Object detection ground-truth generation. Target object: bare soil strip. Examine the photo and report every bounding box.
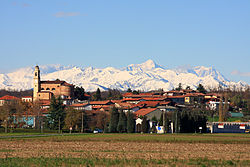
[0,140,249,161]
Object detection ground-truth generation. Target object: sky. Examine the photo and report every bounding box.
[0,0,250,83]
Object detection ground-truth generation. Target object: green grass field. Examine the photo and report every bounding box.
[2,133,248,144]
[1,157,249,167]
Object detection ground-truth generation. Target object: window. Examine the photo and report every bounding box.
[41,88,44,90]
[52,88,55,90]
[35,72,37,76]
[46,88,50,90]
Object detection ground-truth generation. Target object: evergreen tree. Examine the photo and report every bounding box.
[127,88,132,92]
[48,96,66,130]
[141,116,149,133]
[132,90,139,95]
[176,83,182,91]
[117,111,127,133]
[127,111,135,133]
[109,107,119,133]
[197,84,207,94]
[93,88,102,101]
[108,89,112,99]
[158,113,163,126]
[179,109,207,133]
[74,86,87,100]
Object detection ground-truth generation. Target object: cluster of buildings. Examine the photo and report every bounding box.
[0,66,248,133]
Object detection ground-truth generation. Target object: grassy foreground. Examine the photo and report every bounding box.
[0,133,250,166]
[2,133,249,144]
[0,157,249,167]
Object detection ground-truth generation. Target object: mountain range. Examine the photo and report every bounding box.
[0,60,247,92]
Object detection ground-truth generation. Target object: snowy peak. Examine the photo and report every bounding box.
[175,65,228,82]
[125,59,164,71]
[0,60,248,91]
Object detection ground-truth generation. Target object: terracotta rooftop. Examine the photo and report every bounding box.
[21,96,32,98]
[159,101,172,105]
[92,105,112,109]
[167,95,186,98]
[137,101,160,107]
[0,95,19,100]
[143,97,166,101]
[90,100,113,105]
[122,92,158,97]
[134,108,158,116]
[122,98,142,101]
[70,103,89,107]
[111,100,123,103]
[40,80,73,86]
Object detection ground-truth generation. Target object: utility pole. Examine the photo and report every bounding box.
[163,110,166,133]
[5,120,8,133]
[58,116,61,134]
[81,110,84,133]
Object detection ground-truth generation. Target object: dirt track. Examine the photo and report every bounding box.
[0,140,249,160]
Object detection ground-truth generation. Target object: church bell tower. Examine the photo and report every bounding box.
[33,66,41,101]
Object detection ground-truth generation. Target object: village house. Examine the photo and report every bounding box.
[184,93,205,104]
[21,96,33,103]
[114,102,139,113]
[70,103,92,111]
[134,108,162,132]
[0,95,19,106]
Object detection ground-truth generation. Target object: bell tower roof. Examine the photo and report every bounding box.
[35,65,39,70]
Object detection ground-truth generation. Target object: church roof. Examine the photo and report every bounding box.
[40,80,73,86]
[0,95,19,100]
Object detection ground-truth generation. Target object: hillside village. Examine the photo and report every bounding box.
[0,66,249,133]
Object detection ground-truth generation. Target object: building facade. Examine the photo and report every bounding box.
[33,66,74,103]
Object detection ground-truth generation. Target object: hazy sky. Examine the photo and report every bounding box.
[0,0,250,83]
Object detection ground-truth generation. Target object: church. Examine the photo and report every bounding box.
[33,66,74,105]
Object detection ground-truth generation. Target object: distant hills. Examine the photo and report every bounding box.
[0,60,247,92]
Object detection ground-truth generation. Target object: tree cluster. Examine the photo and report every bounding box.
[179,109,207,133]
[108,107,135,133]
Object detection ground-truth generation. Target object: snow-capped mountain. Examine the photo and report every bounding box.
[0,60,247,92]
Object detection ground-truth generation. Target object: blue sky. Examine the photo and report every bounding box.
[0,0,250,83]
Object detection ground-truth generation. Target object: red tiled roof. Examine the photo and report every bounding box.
[122,93,134,96]
[167,95,185,98]
[134,108,158,116]
[111,100,123,103]
[70,103,89,107]
[90,100,113,105]
[92,105,112,109]
[159,101,171,105]
[21,96,32,98]
[122,98,142,101]
[185,93,205,97]
[84,93,91,97]
[143,97,166,101]
[167,90,181,93]
[0,95,19,100]
[41,80,73,86]
[122,92,158,98]
[116,102,133,107]
[137,101,160,107]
